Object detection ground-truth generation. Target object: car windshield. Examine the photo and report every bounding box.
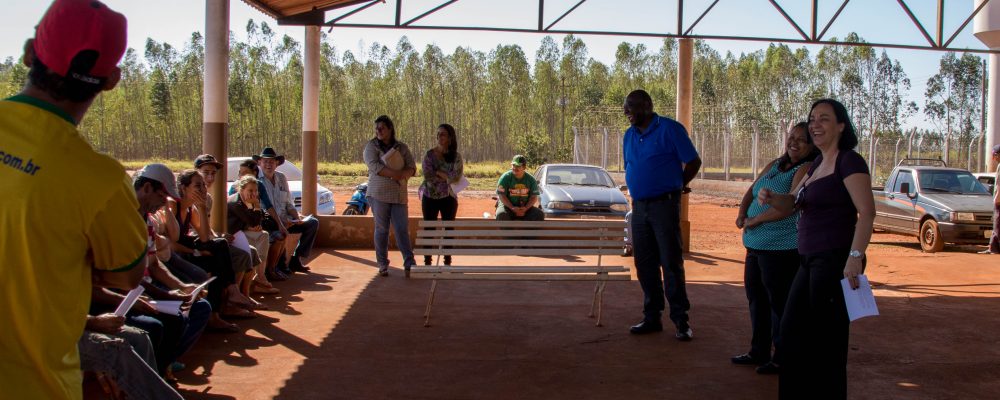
[227,158,303,181]
[918,170,990,194]
[545,166,614,187]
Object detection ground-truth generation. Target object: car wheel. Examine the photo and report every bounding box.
[343,205,360,216]
[919,219,945,253]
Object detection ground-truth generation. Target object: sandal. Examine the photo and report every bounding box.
[252,282,280,295]
[222,306,256,319]
[207,318,239,333]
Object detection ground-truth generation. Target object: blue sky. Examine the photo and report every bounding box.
[2,0,993,129]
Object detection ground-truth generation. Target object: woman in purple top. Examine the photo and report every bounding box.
[419,123,464,266]
[759,99,875,399]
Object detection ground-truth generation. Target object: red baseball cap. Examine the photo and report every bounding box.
[33,0,127,83]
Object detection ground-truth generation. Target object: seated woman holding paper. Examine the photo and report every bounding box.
[419,123,465,266]
[228,175,281,298]
[169,170,254,330]
[757,99,875,399]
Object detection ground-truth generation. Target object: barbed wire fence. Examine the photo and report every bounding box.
[573,106,991,185]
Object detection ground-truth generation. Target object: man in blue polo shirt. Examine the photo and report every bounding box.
[622,89,702,340]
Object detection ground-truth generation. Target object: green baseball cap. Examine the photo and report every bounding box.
[511,154,527,166]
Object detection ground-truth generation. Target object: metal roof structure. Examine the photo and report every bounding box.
[241,0,996,54]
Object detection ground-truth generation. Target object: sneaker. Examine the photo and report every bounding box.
[675,327,693,341]
[378,266,389,277]
[978,249,999,254]
[628,320,663,335]
[731,353,766,365]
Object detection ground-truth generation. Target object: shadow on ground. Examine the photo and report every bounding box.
[177,249,1000,400]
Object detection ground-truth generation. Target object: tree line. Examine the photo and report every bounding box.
[0,20,985,164]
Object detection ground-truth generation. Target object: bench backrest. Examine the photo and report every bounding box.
[414,220,627,257]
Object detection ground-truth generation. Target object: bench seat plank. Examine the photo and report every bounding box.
[416,229,626,238]
[413,248,624,256]
[415,239,623,247]
[411,266,629,273]
[419,220,625,228]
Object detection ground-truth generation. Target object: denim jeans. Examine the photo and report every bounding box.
[79,329,182,400]
[369,197,415,269]
[631,190,689,328]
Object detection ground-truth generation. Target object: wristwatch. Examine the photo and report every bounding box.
[848,249,863,259]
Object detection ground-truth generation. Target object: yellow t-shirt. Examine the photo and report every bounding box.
[0,95,147,400]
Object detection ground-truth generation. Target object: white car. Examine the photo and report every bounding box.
[226,157,335,215]
[974,172,995,195]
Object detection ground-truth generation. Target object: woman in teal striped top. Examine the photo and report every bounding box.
[731,122,817,374]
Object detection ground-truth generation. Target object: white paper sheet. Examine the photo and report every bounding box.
[149,300,183,316]
[190,276,216,303]
[841,274,879,322]
[113,286,145,317]
[451,176,470,194]
[232,231,252,254]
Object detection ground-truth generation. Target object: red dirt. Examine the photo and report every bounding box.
[169,191,1000,400]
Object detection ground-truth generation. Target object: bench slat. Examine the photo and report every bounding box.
[413,248,624,256]
[416,230,626,238]
[415,239,622,247]
[410,273,632,281]
[418,220,625,228]
[411,266,629,273]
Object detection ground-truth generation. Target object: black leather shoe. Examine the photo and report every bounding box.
[755,362,780,375]
[289,257,311,272]
[731,353,766,365]
[629,320,663,335]
[675,327,693,341]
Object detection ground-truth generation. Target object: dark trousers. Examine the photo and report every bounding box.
[744,248,800,364]
[183,238,234,312]
[778,248,863,400]
[990,204,999,253]
[422,196,458,263]
[495,205,545,221]
[631,191,689,328]
[287,217,319,259]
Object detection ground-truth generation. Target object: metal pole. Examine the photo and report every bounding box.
[601,127,608,169]
[969,138,977,171]
[677,38,694,252]
[301,25,320,216]
[751,122,760,179]
[894,137,902,167]
[203,0,229,233]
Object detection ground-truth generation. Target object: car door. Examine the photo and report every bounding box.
[885,170,918,233]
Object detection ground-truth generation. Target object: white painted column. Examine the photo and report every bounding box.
[974,0,1000,172]
[301,25,321,216]
[204,0,229,232]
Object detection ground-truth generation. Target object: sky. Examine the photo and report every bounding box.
[1,0,994,130]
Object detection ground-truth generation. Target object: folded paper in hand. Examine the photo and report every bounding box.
[113,286,145,317]
[841,274,879,321]
[451,176,470,194]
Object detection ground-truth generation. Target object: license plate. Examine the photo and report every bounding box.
[987,230,994,239]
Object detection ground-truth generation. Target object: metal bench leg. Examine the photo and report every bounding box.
[595,280,607,327]
[424,279,438,327]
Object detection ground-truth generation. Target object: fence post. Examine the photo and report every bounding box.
[942,134,950,165]
[968,139,976,171]
[907,129,915,158]
[872,138,880,178]
[724,129,732,181]
[699,132,705,179]
[751,121,760,179]
[894,137,902,167]
[602,127,609,169]
[572,126,580,164]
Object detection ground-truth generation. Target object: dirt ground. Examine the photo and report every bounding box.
[167,191,1000,400]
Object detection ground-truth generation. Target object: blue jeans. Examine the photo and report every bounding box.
[631,190,690,328]
[369,197,415,269]
[288,217,319,259]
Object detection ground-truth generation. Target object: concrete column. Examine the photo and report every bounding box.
[677,38,694,252]
[974,1,1000,172]
[203,0,229,233]
[302,25,320,216]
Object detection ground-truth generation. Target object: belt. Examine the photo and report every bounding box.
[636,189,682,202]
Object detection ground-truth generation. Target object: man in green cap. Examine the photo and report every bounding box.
[495,154,544,221]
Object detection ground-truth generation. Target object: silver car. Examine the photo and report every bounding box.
[227,157,335,215]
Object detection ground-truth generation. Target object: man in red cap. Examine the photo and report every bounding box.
[0,1,148,399]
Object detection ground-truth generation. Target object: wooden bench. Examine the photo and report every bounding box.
[411,220,630,327]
